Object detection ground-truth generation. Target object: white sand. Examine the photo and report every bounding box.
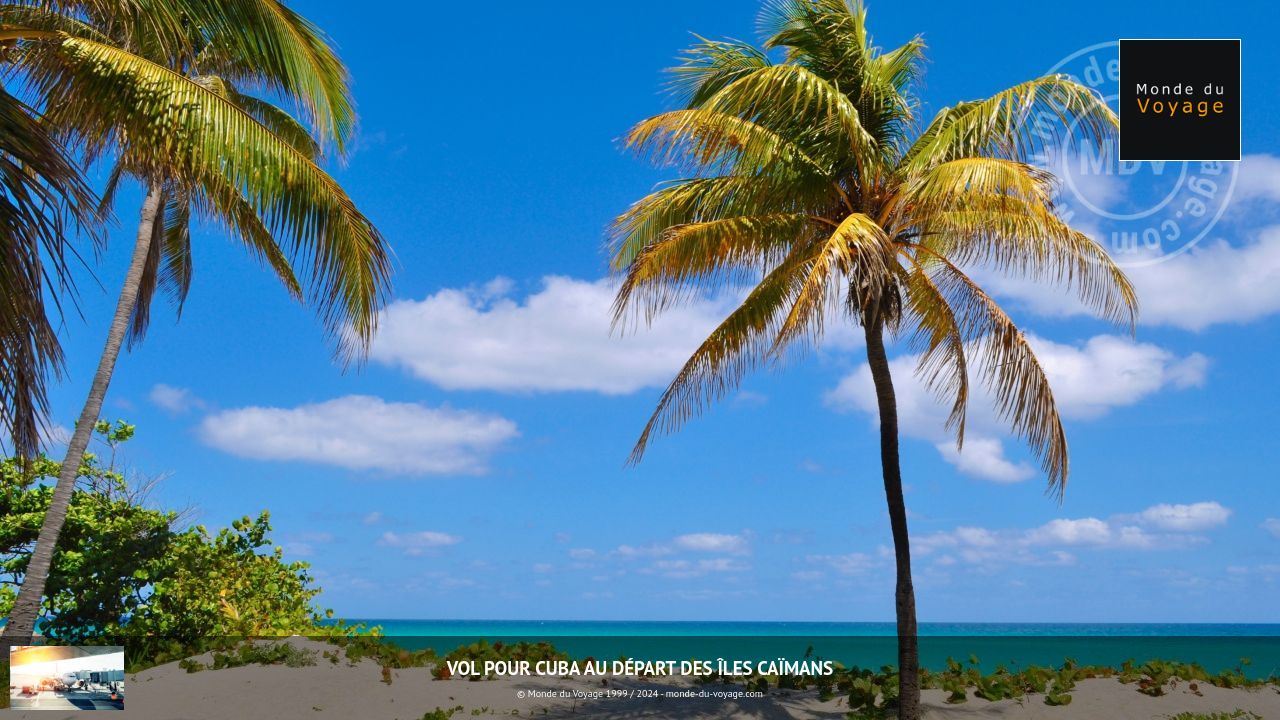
[6,639,1278,719]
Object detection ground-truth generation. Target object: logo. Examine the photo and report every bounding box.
[1038,42,1238,267]
[1119,39,1240,162]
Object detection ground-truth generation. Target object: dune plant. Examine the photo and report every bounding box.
[0,0,390,643]
[609,1,1136,716]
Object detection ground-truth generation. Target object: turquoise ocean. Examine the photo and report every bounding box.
[353,621,1280,678]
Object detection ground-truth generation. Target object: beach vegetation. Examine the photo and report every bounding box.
[177,640,320,673]
[710,651,1279,715]
[1167,707,1264,712]
[421,707,464,720]
[608,2,1135,717]
[0,422,360,673]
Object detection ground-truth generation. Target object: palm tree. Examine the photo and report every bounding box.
[0,88,98,460]
[0,0,390,643]
[609,2,1137,717]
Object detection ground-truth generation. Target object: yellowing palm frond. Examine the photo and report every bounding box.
[609,174,838,270]
[901,157,1056,213]
[914,206,1138,331]
[613,213,828,325]
[625,108,831,178]
[917,249,1068,494]
[901,75,1117,170]
[628,246,817,463]
[773,211,891,350]
[702,63,881,176]
[899,158,1138,330]
[899,258,969,445]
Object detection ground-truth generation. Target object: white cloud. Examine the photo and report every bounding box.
[825,334,1206,482]
[370,276,858,395]
[614,543,672,558]
[915,501,1225,568]
[1026,518,1116,546]
[1233,153,1280,203]
[380,531,461,555]
[362,511,384,525]
[1263,518,1280,539]
[1129,502,1232,531]
[199,395,518,475]
[614,532,750,559]
[935,438,1033,483]
[645,558,749,578]
[806,552,878,576]
[369,276,737,394]
[672,533,749,555]
[149,384,204,414]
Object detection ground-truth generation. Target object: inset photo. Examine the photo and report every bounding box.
[7,646,124,711]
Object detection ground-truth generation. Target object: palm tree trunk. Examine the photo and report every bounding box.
[1,183,164,644]
[864,316,920,720]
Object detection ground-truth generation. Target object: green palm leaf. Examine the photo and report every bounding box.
[31,33,388,355]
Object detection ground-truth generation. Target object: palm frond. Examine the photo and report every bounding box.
[0,4,112,42]
[900,75,1117,170]
[191,170,304,302]
[915,208,1137,330]
[613,213,829,325]
[609,173,839,270]
[127,182,194,346]
[772,211,891,350]
[899,255,968,446]
[900,156,1055,212]
[627,244,816,463]
[701,62,881,177]
[624,108,831,178]
[29,34,387,357]
[761,0,870,85]
[196,75,322,159]
[668,35,772,108]
[0,88,97,455]
[181,0,355,152]
[916,247,1068,495]
[900,157,1138,330]
[761,0,915,156]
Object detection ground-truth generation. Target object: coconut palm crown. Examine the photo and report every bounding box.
[609,1,1138,717]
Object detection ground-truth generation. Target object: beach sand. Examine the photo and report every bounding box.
[5,639,1278,719]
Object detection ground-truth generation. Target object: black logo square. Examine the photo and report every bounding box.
[1119,39,1240,161]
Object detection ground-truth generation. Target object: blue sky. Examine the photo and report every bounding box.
[40,0,1280,623]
